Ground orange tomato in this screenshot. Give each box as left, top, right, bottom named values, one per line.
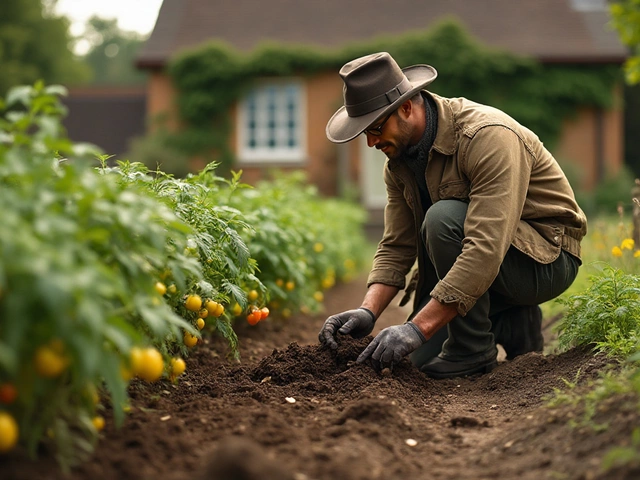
left=0, top=384, right=17, bottom=405
left=246, top=313, right=260, bottom=325
left=260, top=307, right=270, bottom=320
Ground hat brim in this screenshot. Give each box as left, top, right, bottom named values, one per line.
left=326, top=64, right=438, bottom=144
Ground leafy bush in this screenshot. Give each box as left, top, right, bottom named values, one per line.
left=555, top=266, right=640, bottom=357
left=0, top=83, right=203, bottom=467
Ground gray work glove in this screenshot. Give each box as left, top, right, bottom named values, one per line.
left=357, top=322, right=427, bottom=371
left=318, top=307, right=376, bottom=350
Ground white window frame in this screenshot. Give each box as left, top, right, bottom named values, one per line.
left=237, top=79, right=307, bottom=163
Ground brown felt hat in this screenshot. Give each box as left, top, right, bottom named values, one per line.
left=326, top=52, right=438, bottom=144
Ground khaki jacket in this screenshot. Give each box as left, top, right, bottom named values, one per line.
left=367, top=92, right=586, bottom=316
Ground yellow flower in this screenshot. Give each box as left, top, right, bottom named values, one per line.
left=634, top=250, right=640, bottom=258
left=621, top=238, right=635, bottom=250
left=612, top=246, right=623, bottom=257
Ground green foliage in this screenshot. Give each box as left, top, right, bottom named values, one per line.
left=80, top=16, right=147, bottom=86
left=610, top=0, right=640, bottom=85
left=555, top=266, right=640, bottom=357
left=165, top=19, right=619, bottom=171
left=0, top=0, right=90, bottom=95
left=545, top=367, right=636, bottom=432
left=0, top=82, right=202, bottom=467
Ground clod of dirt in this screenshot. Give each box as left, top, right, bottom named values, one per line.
left=199, top=435, right=295, bottom=480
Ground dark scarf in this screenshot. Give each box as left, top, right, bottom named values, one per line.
left=403, top=93, right=438, bottom=213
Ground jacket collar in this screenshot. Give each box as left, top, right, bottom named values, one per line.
left=423, top=91, right=457, bottom=156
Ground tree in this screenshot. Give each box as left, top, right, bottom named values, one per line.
left=0, top=0, right=90, bottom=95
left=81, top=16, right=147, bottom=85
left=610, top=0, right=640, bottom=84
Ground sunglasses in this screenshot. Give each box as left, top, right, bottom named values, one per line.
left=363, top=111, right=394, bottom=136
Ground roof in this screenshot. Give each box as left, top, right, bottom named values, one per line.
left=137, top=0, right=627, bottom=68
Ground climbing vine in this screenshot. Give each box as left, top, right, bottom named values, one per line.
left=144, top=19, right=620, bottom=174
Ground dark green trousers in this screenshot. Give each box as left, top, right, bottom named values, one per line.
left=409, top=200, right=580, bottom=368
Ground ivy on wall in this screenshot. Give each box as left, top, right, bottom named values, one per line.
left=144, top=19, right=620, bottom=174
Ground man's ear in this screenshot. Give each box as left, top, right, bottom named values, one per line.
left=398, top=99, right=413, bottom=118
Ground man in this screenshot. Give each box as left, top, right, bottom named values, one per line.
left=318, top=52, right=585, bottom=378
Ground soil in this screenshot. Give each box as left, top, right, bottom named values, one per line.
left=1, top=275, right=639, bottom=480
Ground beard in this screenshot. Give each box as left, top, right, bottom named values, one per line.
left=377, top=115, right=415, bottom=161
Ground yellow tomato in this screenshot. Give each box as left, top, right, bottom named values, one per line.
left=214, top=303, right=224, bottom=317
left=313, top=291, right=324, bottom=302
left=185, top=295, right=202, bottom=312
left=285, top=281, right=295, bottom=291
left=154, top=282, right=167, bottom=296
left=183, top=332, right=198, bottom=348
left=275, top=279, right=284, bottom=287
left=136, top=348, right=164, bottom=382
left=34, top=345, right=68, bottom=378
left=170, top=358, right=186, bottom=377
left=196, top=318, right=205, bottom=330
left=0, top=412, right=18, bottom=452
left=247, top=290, right=259, bottom=301
left=198, top=309, right=209, bottom=319
left=282, top=308, right=292, bottom=319
left=168, top=284, right=177, bottom=294
left=232, top=303, right=242, bottom=316
left=205, top=300, right=218, bottom=315
left=92, top=416, right=105, bottom=432
left=129, top=347, right=144, bottom=374
left=313, top=242, right=324, bottom=253
left=321, top=277, right=335, bottom=289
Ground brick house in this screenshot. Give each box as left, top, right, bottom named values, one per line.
left=136, top=0, right=627, bottom=215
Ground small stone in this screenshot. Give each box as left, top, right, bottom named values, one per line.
left=405, top=439, right=418, bottom=447
left=160, top=415, right=171, bottom=421
left=504, top=440, right=515, bottom=449
left=261, top=376, right=272, bottom=383
left=285, top=397, right=296, bottom=404
left=490, top=404, right=499, bottom=410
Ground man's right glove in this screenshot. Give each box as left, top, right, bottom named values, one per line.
left=318, top=307, right=376, bottom=350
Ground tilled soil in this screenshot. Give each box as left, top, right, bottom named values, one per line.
left=1, top=276, right=639, bottom=480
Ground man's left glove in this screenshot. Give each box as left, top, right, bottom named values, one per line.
left=357, top=322, right=427, bottom=371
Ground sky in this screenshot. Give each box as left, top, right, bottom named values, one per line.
left=53, top=0, right=164, bottom=53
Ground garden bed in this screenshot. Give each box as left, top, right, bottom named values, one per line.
left=0, top=275, right=637, bottom=480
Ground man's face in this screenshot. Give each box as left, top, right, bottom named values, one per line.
left=364, top=110, right=414, bottom=161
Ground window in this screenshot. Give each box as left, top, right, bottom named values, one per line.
left=237, top=80, right=306, bottom=163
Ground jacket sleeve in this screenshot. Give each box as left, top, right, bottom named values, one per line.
left=367, top=164, right=418, bottom=289
left=430, top=126, right=533, bottom=315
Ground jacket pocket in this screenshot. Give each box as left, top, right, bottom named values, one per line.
left=438, top=180, right=470, bottom=201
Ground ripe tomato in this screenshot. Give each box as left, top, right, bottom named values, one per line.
left=34, top=345, right=68, bottom=378
left=0, top=412, right=18, bottom=452
left=154, top=282, right=167, bottom=296
left=247, top=290, right=258, bottom=301
left=92, top=416, right=105, bottom=432
left=275, top=279, right=284, bottom=287
left=196, top=318, right=205, bottom=330
left=260, top=307, right=270, bottom=320
left=205, top=300, right=218, bottom=316
left=136, top=348, right=164, bottom=382
left=313, top=291, right=324, bottom=302
left=246, top=313, right=260, bottom=325
left=232, top=303, right=243, bottom=316
left=184, top=295, right=202, bottom=312
left=198, top=309, right=209, bottom=319
left=0, top=384, right=17, bottom=405
left=285, top=281, right=295, bottom=291
left=183, top=332, right=198, bottom=348
left=170, top=358, right=186, bottom=377
left=214, top=303, right=224, bottom=317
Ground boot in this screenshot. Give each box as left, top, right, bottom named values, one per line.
left=420, top=348, right=498, bottom=379
left=492, top=305, right=544, bottom=360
